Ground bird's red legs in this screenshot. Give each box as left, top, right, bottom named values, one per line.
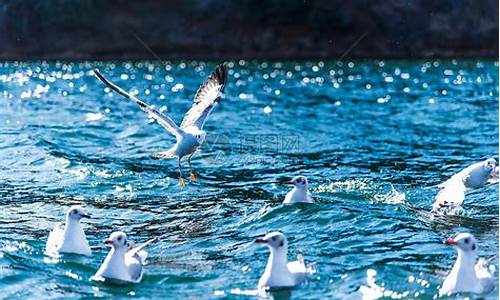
left=178, top=158, right=186, bottom=188
left=188, top=154, right=196, bottom=182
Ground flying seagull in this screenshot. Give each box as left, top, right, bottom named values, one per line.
left=94, top=64, right=228, bottom=188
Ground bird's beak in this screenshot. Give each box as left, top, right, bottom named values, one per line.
left=255, top=238, right=267, bottom=244
left=81, top=213, right=91, bottom=218
left=445, top=239, right=457, bottom=245
left=284, top=180, right=293, bottom=185
left=104, top=239, right=113, bottom=245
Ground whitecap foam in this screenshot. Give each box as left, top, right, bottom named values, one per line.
left=359, top=269, right=409, bottom=300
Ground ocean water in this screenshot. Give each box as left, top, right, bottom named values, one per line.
left=0, top=60, right=498, bottom=299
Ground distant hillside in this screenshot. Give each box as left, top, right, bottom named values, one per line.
left=0, top=0, right=497, bottom=59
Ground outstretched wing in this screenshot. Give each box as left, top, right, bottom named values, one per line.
left=180, top=63, right=228, bottom=130
left=127, top=237, right=159, bottom=260
left=94, top=69, right=182, bottom=138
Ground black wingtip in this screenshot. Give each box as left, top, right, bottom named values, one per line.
left=214, top=62, right=228, bottom=88
left=93, top=68, right=106, bottom=82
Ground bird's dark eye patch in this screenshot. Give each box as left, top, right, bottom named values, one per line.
left=271, top=237, right=276, bottom=241
left=72, top=210, right=78, bottom=214
left=472, top=243, right=476, bottom=250
left=464, top=238, right=469, bottom=244
left=117, top=237, right=122, bottom=241
left=279, top=241, right=284, bottom=247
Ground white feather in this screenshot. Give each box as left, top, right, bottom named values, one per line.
left=45, top=208, right=92, bottom=256
left=432, top=159, right=497, bottom=213
left=93, top=235, right=157, bottom=284
left=257, top=232, right=307, bottom=290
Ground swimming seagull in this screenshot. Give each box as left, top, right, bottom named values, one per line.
left=440, top=233, right=495, bottom=295
left=92, top=232, right=159, bottom=284
left=45, top=206, right=92, bottom=256
left=283, top=176, right=314, bottom=204
left=255, top=232, right=307, bottom=290
left=432, top=158, right=497, bottom=213
left=94, top=63, right=228, bottom=188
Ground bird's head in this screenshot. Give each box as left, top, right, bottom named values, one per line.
left=483, top=158, right=496, bottom=172
left=184, top=126, right=206, bottom=144
left=255, top=231, right=288, bottom=251
left=288, top=175, right=309, bottom=189
left=66, top=206, right=91, bottom=221
left=194, top=132, right=206, bottom=144
left=445, top=233, right=478, bottom=254
left=104, top=231, right=128, bottom=249
left=489, top=166, right=499, bottom=181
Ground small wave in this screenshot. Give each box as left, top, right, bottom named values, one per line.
left=359, top=269, right=410, bottom=300
left=373, top=186, right=406, bottom=205
left=85, top=112, right=105, bottom=122
left=314, top=179, right=371, bottom=193
left=314, top=179, right=406, bottom=205
left=0, top=240, right=33, bottom=255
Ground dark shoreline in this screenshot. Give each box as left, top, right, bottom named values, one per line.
left=0, top=1, right=497, bottom=61
left=0, top=57, right=497, bottom=62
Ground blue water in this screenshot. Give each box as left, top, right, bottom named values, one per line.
left=0, top=60, right=498, bottom=299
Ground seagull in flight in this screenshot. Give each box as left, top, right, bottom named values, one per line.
left=94, top=63, right=228, bottom=188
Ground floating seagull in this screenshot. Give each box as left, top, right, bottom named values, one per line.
left=440, top=233, right=495, bottom=295
left=283, top=176, right=314, bottom=204
left=94, top=64, right=228, bottom=188
left=432, top=158, right=497, bottom=213
left=452, top=158, right=497, bottom=189
left=45, top=206, right=92, bottom=256
left=92, top=232, right=159, bottom=284
left=255, top=232, right=307, bottom=290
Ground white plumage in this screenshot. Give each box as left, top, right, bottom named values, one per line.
left=45, top=206, right=92, bottom=256
left=432, top=158, right=497, bottom=213
left=255, top=232, right=307, bottom=290
left=283, top=175, right=314, bottom=204
left=92, top=232, right=158, bottom=284
left=440, top=233, right=495, bottom=295
left=94, top=64, right=228, bottom=188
